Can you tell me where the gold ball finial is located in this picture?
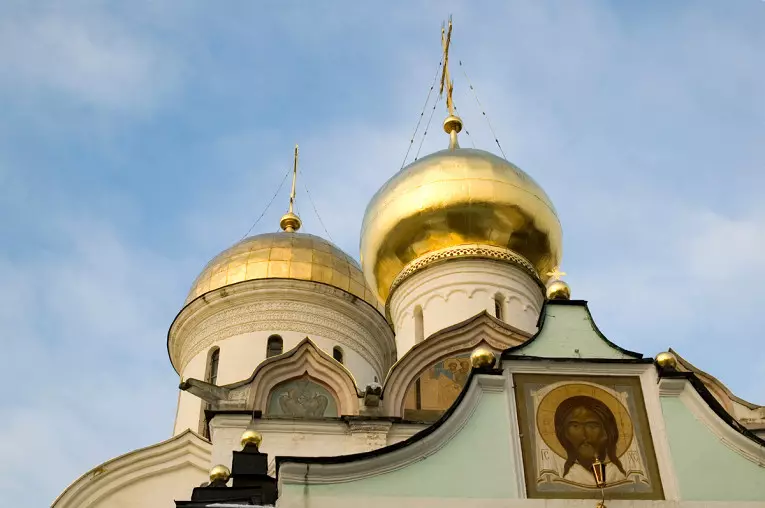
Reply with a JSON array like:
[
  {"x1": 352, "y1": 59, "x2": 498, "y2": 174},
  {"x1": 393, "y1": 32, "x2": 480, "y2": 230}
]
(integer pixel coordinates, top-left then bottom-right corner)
[
  {"x1": 470, "y1": 347, "x2": 496, "y2": 369},
  {"x1": 655, "y1": 351, "x2": 677, "y2": 370},
  {"x1": 209, "y1": 464, "x2": 231, "y2": 483},
  {"x1": 443, "y1": 115, "x2": 463, "y2": 135},
  {"x1": 546, "y1": 279, "x2": 571, "y2": 300},
  {"x1": 279, "y1": 212, "x2": 302, "y2": 232},
  {"x1": 240, "y1": 429, "x2": 263, "y2": 448}
]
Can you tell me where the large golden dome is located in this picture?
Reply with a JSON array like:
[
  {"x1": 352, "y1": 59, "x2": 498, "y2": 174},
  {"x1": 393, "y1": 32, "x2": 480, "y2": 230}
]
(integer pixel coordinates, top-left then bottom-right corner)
[
  {"x1": 360, "y1": 148, "x2": 562, "y2": 301},
  {"x1": 186, "y1": 232, "x2": 383, "y2": 313}
]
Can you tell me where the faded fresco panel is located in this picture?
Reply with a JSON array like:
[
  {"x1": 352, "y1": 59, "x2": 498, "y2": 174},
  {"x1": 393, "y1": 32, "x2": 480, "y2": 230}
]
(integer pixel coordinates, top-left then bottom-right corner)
[
  {"x1": 267, "y1": 376, "x2": 338, "y2": 417},
  {"x1": 403, "y1": 353, "x2": 471, "y2": 421},
  {"x1": 514, "y1": 374, "x2": 663, "y2": 500}
]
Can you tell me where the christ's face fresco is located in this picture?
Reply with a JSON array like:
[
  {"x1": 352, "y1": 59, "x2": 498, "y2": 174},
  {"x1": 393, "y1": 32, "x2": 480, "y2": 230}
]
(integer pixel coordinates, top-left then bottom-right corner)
[{"x1": 563, "y1": 406, "x2": 607, "y2": 464}]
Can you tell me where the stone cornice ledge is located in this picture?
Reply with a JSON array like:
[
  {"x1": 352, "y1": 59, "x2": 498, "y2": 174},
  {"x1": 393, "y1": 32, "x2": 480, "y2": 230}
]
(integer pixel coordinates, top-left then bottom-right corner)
[
  {"x1": 660, "y1": 377, "x2": 765, "y2": 466},
  {"x1": 278, "y1": 374, "x2": 504, "y2": 485}
]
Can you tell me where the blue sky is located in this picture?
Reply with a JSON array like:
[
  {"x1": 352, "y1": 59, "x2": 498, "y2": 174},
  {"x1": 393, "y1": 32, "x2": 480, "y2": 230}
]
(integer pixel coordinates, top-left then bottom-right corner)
[{"x1": 0, "y1": 1, "x2": 763, "y2": 505}]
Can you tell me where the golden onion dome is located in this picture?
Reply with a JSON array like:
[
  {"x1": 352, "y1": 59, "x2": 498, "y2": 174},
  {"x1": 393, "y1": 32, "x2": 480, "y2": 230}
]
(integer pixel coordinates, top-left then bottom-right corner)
[
  {"x1": 186, "y1": 232, "x2": 383, "y2": 313},
  {"x1": 360, "y1": 148, "x2": 562, "y2": 301}
]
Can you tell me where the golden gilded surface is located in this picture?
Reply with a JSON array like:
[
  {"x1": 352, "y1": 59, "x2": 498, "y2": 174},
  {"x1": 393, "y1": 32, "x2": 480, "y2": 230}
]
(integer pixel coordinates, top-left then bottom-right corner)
[
  {"x1": 209, "y1": 464, "x2": 230, "y2": 482},
  {"x1": 361, "y1": 148, "x2": 562, "y2": 301},
  {"x1": 186, "y1": 232, "x2": 383, "y2": 313},
  {"x1": 240, "y1": 429, "x2": 263, "y2": 448},
  {"x1": 655, "y1": 351, "x2": 677, "y2": 370},
  {"x1": 546, "y1": 279, "x2": 571, "y2": 300},
  {"x1": 470, "y1": 347, "x2": 496, "y2": 369}
]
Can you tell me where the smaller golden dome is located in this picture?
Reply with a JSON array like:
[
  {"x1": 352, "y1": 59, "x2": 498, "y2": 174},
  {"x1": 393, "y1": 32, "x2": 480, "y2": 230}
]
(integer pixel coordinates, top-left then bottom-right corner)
[
  {"x1": 546, "y1": 280, "x2": 571, "y2": 300},
  {"x1": 655, "y1": 351, "x2": 677, "y2": 370},
  {"x1": 209, "y1": 464, "x2": 231, "y2": 483},
  {"x1": 471, "y1": 347, "x2": 496, "y2": 369},
  {"x1": 279, "y1": 212, "x2": 302, "y2": 233},
  {"x1": 240, "y1": 429, "x2": 263, "y2": 448}
]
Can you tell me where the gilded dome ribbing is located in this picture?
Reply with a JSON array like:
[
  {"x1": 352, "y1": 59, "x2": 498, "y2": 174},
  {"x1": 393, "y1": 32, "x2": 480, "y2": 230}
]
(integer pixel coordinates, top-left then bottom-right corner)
[
  {"x1": 360, "y1": 148, "x2": 562, "y2": 301},
  {"x1": 186, "y1": 232, "x2": 383, "y2": 313}
]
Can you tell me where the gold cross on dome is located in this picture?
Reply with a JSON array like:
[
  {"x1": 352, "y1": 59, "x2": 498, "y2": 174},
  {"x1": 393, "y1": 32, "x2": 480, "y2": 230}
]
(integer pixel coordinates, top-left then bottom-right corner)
[
  {"x1": 546, "y1": 267, "x2": 566, "y2": 281},
  {"x1": 440, "y1": 16, "x2": 455, "y2": 117},
  {"x1": 288, "y1": 144, "x2": 298, "y2": 214}
]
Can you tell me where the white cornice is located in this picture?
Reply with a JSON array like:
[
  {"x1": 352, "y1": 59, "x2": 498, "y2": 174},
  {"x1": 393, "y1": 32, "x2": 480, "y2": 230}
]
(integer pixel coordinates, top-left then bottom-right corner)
[
  {"x1": 660, "y1": 377, "x2": 765, "y2": 467},
  {"x1": 278, "y1": 374, "x2": 505, "y2": 485},
  {"x1": 168, "y1": 278, "x2": 395, "y2": 377}
]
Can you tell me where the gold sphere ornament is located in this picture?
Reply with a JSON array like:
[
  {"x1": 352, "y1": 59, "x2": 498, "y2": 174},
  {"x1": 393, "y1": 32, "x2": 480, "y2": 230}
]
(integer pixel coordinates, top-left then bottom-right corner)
[
  {"x1": 471, "y1": 347, "x2": 496, "y2": 369},
  {"x1": 209, "y1": 464, "x2": 231, "y2": 483},
  {"x1": 442, "y1": 115, "x2": 463, "y2": 134},
  {"x1": 655, "y1": 351, "x2": 677, "y2": 370},
  {"x1": 279, "y1": 212, "x2": 302, "y2": 233},
  {"x1": 240, "y1": 429, "x2": 263, "y2": 448},
  {"x1": 546, "y1": 279, "x2": 571, "y2": 300}
]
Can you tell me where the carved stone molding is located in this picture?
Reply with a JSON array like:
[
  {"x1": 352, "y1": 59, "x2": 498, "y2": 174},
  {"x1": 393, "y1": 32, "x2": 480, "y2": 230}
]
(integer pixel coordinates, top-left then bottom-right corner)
[
  {"x1": 168, "y1": 278, "x2": 394, "y2": 378},
  {"x1": 382, "y1": 311, "x2": 528, "y2": 417},
  {"x1": 244, "y1": 338, "x2": 361, "y2": 416},
  {"x1": 387, "y1": 243, "x2": 544, "y2": 315}
]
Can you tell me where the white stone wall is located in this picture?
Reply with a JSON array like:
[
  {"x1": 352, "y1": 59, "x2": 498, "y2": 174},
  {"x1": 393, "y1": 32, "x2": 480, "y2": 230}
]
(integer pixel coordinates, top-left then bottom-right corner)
[
  {"x1": 389, "y1": 259, "x2": 544, "y2": 356},
  {"x1": 170, "y1": 279, "x2": 394, "y2": 435},
  {"x1": 209, "y1": 415, "x2": 426, "y2": 476}
]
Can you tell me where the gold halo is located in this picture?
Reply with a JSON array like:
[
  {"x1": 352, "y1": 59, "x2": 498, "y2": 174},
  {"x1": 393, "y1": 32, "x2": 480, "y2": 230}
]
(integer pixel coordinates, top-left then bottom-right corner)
[{"x1": 535, "y1": 383, "x2": 634, "y2": 461}]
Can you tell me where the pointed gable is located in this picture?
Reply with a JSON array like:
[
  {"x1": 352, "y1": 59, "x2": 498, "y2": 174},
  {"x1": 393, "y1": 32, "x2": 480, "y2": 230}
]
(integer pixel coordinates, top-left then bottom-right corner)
[{"x1": 503, "y1": 300, "x2": 642, "y2": 360}]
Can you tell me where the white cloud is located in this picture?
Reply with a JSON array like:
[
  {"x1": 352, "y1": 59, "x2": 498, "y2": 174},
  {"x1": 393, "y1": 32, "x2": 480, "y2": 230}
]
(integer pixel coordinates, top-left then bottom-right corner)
[{"x1": 0, "y1": 4, "x2": 181, "y2": 114}]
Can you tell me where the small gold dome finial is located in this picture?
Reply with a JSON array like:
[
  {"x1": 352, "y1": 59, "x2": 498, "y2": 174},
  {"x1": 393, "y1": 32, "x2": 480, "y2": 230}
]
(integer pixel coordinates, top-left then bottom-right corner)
[
  {"x1": 471, "y1": 347, "x2": 496, "y2": 369},
  {"x1": 240, "y1": 429, "x2": 263, "y2": 449},
  {"x1": 545, "y1": 267, "x2": 570, "y2": 300},
  {"x1": 280, "y1": 144, "x2": 302, "y2": 232},
  {"x1": 279, "y1": 212, "x2": 302, "y2": 233},
  {"x1": 209, "y1": 464, "x2": 231, "y2": 483},
  {"x1": 655, "y1": 351, "x2": 677, "y2": 370}
]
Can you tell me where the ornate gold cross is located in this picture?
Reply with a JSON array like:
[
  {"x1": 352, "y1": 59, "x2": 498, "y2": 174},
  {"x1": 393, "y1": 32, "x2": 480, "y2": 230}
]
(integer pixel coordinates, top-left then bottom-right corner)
[
  {"x1": 546, "y1": 266, "x2": 567, "y2": 281},
  {"x1": 440, "y1": 17, "x2": 455, "y2": 117},
  {"x1": 289, "y1": 144, "x2": 299, "y2": 214}
]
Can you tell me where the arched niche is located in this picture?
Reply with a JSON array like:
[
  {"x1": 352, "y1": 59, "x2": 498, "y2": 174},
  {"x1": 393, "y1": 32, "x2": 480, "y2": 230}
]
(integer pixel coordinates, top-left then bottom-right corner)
[
  {"x1": 248, "y1": 338, "x2": 360, "y2": 416},
  {"x1": 403, "y1": 352, "x2": 472, "y2": 421},
  {"x1": 267, "y1": 375, "x2": 339, "y2": 418}
]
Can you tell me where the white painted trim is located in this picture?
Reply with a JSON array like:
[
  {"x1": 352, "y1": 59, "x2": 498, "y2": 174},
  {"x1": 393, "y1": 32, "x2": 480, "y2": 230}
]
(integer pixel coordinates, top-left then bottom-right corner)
[
  {"x1": 52, "y1": 430, "x2": 211, "y2": 508},
  {"x1": 278, "y1": 374, "x2": 505, "y2": 486},
  {"x1": 503, "y1": 360, "x2": 680, "y2": 501},
  {"x1": 503, "y1": 368, "x2": 528, "y2": 498},
  {"x1": 247, "y1": 339, "x2": 361, "y2": 416},
  {"x1": 382, "y1": 312, "x2": 526, "y2": 416},
  {"x1": 660, "y1": 377, "x2": 765, "y2": 467}
]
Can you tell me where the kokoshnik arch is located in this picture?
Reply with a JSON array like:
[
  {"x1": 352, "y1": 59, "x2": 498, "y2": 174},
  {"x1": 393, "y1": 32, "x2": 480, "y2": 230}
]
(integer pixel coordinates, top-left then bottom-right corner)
[{"x1": 53, "y1": 18, "x2": 765, "y2": 508}]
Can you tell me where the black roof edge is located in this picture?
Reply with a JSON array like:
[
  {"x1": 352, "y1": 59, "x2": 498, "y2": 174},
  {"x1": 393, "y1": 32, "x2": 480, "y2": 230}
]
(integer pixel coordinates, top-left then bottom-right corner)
[
  {"x1": 502, "y1": 300, "x2": 643, "y2": 360},
  {"x1": 502, "y1": 356, "x2": 653, "y2": 364},
  {"x1": 659, "y1": 369, "x2": 765, "y2": 447},
  {"x1": 274, "y1": 367, "x2": 504, "y2": 480}
]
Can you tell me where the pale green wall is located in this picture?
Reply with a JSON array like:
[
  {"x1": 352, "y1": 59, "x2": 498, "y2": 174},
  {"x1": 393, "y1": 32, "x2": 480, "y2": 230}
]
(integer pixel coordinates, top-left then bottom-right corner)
[
  {"x1": 511, "y1": 305, "x2": 633, "y2": 360},
  {"x1": 661, "y1": 397, "x2": 765, "y2": 501},
  {"x1": 282, "y1": 391, "x2": 519, "y2": 498}
]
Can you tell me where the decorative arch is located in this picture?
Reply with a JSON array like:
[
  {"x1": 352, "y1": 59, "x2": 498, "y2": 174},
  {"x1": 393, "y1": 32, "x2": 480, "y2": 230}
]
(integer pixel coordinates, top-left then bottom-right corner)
[
  {"x1": 382, "y1": 310, "x2": 530, "y2": 417},
  {"x1": 248, "y1": 338, "x2": 361, "y2": 416},
  {"x1": 52, "y1": 430, "x2": 210, "y2": 508}
]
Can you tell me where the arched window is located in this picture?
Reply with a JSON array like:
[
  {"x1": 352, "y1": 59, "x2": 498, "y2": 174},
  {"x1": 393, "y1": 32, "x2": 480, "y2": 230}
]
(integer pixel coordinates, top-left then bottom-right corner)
[
  {"x1": 414, "y1": 305, "x2": 424, "y2": 343},
  {"x1": 494, "y1": 293, "x2": 504, "y2": 321},
  {"x1": 332, "y1": 346, "x2": 344, "y2": 364},
  {"x1": 266, "y1": 335, "x2": 283, "y2": 358},
  {"x1": 206, "y1": 347, "x2": 220, "y2": 385}
]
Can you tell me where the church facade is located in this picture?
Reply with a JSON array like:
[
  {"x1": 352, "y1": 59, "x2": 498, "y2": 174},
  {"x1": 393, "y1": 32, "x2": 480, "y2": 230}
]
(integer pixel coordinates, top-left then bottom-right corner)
[{"x1": 53, "y1": 23, "x2": 765, "y2": 508}]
